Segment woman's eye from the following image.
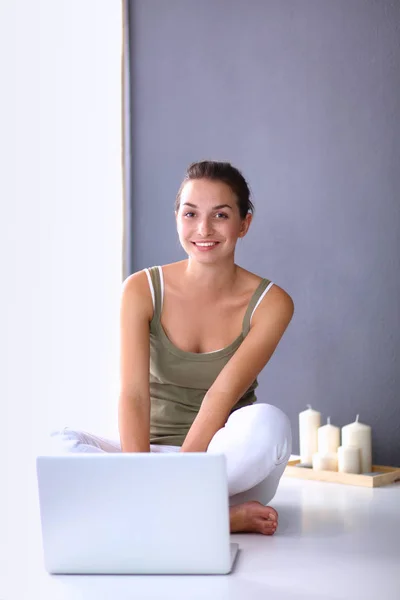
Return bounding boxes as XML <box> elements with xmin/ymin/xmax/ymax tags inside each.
<box><xmin>183</xmin><ymin>211</ymin><xmax>227</xmax><ymax>219</ymax></box>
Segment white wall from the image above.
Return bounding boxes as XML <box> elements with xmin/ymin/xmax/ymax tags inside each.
<box><xmin>1</xmin><ymin>0</ymin><xmax>123</xmax><ymax>543</ymax></box>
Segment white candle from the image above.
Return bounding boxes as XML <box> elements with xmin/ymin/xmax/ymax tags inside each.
<box><xmin>338</xmin><ymin>445</ymin><xmax>361</xmax><ymax>474</ymax></box>
<box><xmin>318</xmin><ymin>417</ymin><xmax>340</xmax><ymax>455</ymax></box>
<box><xmin>299</xmin><ymin>405</ymin><xmax>321</xmax><ymax>464</ymax></box>
<box><xmin>341</xmin><ymin>415</ymin><xmax>372</xmax><ymax>473</ymax></box>
<box><xmin>312</xmin><ymin>452</ymin><xmax>338</xmax><ymax>471</ymax></box>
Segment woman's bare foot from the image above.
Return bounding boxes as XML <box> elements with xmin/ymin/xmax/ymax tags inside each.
<box><xmin>229</xmin><ymin>501</ymin><xmax>278</xmax><ymax>535</ymax></box>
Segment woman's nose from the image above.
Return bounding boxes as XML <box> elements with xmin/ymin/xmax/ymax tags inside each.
<box><xmin>198</xmin><ymin>218</ymin><xmax>213</xmax><ymax>236</ymax></box>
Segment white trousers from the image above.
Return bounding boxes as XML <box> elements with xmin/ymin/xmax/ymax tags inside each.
<box><xmin>50</xmin><ymin>403</ymin><xmax>292</xmax><ymax>507</ymax></box>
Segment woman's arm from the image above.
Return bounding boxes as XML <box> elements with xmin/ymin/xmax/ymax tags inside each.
<box><xmin>180</xmin><ymin>285</ymin><xmax>294</xmax><ymax>453</ymax></box>
<box><xmin>118</xmin><ymin>271</ymin><xmax>153</xmax><ymax>452</ymax></box>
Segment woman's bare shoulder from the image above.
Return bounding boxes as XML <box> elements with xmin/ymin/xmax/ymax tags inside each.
<box><xmin>121</xmin><ymin>269</ymin><xmax>153</xmax><ymax>319</ymax></box>
<box><xmin>122</xmin><ymin>268</ymin><xmax>150</xmax><ymax>292</ymax></box>
<box><xmin>238</xmin><ymin>266</ymin><xmax>294</xmax><ymax>308</ymax></box>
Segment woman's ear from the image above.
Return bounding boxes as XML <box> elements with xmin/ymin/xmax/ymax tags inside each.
<box><xmin>239</xmin><ymin>213</ymin><xmax>252</xmax><ymax>237</ymax></box>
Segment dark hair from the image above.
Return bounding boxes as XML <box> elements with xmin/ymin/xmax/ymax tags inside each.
<box><xmin>175</xmin><ymin>160</ymin><xmax>254</xmax><ymax>220</ymax></box>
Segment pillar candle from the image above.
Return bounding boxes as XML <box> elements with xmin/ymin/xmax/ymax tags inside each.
<box><xmin>312</xmin><ymin>452</ymin><xmax>338</xmax><ymax>471</ymax></box>
<box><xmin>299</xmin><ymin>405</ymin><xmax>321</xmax><ymax>464</ymax></box>
<box><xmin>338</xmin><ymin>445</ymin><xmax>361</xmax><ymax>474</ymax></box>
<box><xmin>341</xmin><ymin>415</ymin><xmax>372</xmax><ymax>473</ymax></box>
<box><xmin>318</xmin><ymin>417</ymin><xmax>340</xmax><ymax>455</ymax></box>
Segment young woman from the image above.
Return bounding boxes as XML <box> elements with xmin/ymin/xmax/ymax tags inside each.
<box><xmin>55</xmin><ymin>161</ymin><xmax>294</xmax><ymax>536</ymax></box>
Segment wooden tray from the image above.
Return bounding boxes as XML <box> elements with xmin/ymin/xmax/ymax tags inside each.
<box><xmin>284</xmin><ymin>459</ymin><xmax>400</xmax><ymax>488</ymax></box>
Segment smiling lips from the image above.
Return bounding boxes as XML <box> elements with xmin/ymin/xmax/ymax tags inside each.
<box><xmin>192</xmin><ymin>241</ymin><xmax>220</xmax><ymax>251</ymax></box>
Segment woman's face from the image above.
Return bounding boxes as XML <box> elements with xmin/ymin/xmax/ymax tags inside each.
<box><xmin>175</xmin><ymin>179</ymin><xmax>252</xmax><ymax>261</ymax></box>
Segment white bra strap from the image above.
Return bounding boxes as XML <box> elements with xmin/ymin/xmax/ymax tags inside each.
<box><xmin>250</xmin><ymin>281</ymin><xmax>274</xmax><ymax>324</ymax></box>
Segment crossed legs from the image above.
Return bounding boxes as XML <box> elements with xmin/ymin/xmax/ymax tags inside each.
<box><xmin>49</xmin><ymin>403</ymin><xmax>291</xmax><ymax>535</ymax></box>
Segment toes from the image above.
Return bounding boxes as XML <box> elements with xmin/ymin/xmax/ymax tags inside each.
<box><xmin>252</xmin><ymin>503</ymin><xmax>278</xmax><ymax>522</ymax></box>
<box><xmin>266</xmin><ymin>506</ymin><xmax>278</xmax><ymax>521</ymax></box>
<box><xmin>255</xmin><ymin>519</ymin><xmax>277</xmax><ymax>536</ymax></box>
<box><xmin>261</xmin><ymin>520</ymin><xmax>278</xmax><ymax>536</ymax></box>
<box><xmin>236</xmin><ymin>502</ymin><xmax>279</xmax><ymax>535</ymax></box>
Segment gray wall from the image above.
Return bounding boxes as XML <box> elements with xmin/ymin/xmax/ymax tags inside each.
<box><xmin>128</xmin><ymin>0</ymin><xmax>400</xmax><ymax>466</ymax></box>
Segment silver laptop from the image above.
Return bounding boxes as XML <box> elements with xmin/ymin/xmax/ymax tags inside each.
<box><xmin>36</xmin><ymin>453</ymin><xmax>239</xmax><ymax>575</ymax></box>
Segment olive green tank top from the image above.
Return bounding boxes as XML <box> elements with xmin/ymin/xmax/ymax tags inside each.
<box><xmin>147</xmin><ymin>266</ymin><xmax>273</xmax><ymax>446</ymax></box>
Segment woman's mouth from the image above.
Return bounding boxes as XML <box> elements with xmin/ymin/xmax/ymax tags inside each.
<box><xmin>191</xmin><ymin>241</ymin><xmax>220</xmax><ymax>251</ymax></box>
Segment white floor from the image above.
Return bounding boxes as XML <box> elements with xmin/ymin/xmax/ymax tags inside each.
<box><xmin>2</xmin><ymin>463</ymin><xmax>400</xmax><ymax>600</ymax></box>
